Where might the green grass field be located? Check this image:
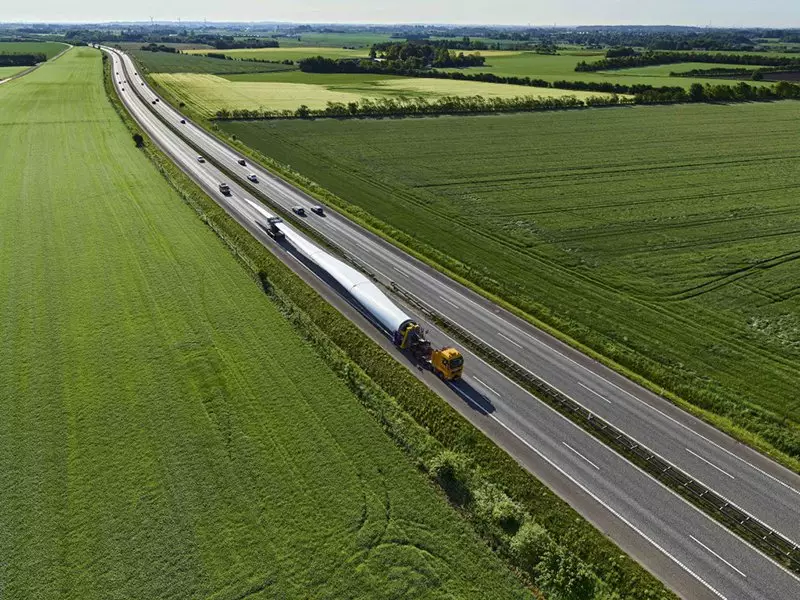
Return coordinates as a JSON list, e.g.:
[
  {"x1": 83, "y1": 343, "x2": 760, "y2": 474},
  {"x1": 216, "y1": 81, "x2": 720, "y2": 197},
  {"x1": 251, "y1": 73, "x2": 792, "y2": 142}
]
[
  {"x1": 130, "y1": 50, "x2": 297, "y2": 74},
  {"x1": 220, "y1": 103, "x2": 800, "y2": 460},
  {"x1": 273, "y1": 32, "x2": 400, "y2": 48},
  {"x1": 0, "y1": 65, "x2": 27, "y2": 79},
  {"x1": 447, "y1": 51, "x2": 773, "y2": 89},
  {"x1": 0, "y1": 41, "x2": 67, "y2": 59},
  {"x1": 186, "y1": 46, "x2": 370, "y2": 61},
  {"x1": 0, "y1": 46, "x2": 532, "y2": 600},
  {"x1": 153, "y1": 70, "x2": 616, "y2": 116}
]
